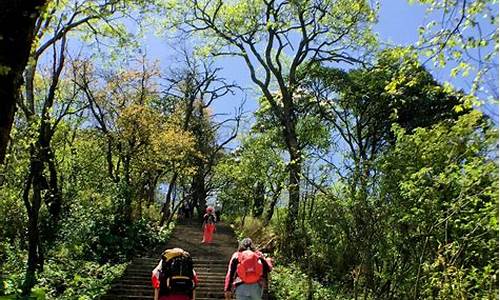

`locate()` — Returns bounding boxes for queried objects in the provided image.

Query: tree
[296,49,472,294]
[169,0,376,253]
[302,49,468,189]
[117,104,198,221]
[0,0,140,164]
[157,53,240,224]
[215,131,287,225]
[76,58,200,226]
[0,0,48,164]
[377,110,498,298]
[15,0,144,290]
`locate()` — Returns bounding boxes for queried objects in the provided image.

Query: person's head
[238,237,255,251]
[206,206,214,213]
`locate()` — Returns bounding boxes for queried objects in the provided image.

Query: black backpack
[205,213,216,224]
[159,248,195,296]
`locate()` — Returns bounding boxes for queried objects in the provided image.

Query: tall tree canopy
[167,0,377,254]
[0,0,497,299]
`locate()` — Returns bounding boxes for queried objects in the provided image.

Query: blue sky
[148,1,497,201]
[139,1,497,124]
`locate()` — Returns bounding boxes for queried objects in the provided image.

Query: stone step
[113,282,225,287]
[125,266,228,271]
[100,221,238,300]
[126,266,228,273]
[135,260,228,264]
[101,296,227,300]
[133,258,228,263]
[127,264,228,271]
[127,264,228,269]
[116,277,224,284]
[120,274,227,281]
[111,286,225,291]
[118,274,226,281]
[110,287,225,293]
[123,273,227,279]
[126,266,227,270]
[110,288,225,294]
[120,271,226,276]
[110,284,225,290]
[102,288,226,298]
[128,260,228,265]
[110,281,224,288]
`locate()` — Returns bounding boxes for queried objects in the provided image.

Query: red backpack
[236,250,263,284]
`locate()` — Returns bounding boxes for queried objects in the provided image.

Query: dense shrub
[37,259,126,300]
[234,216,276,247]
[269,265,342,300]
[0,242,25,296]
[0,182,171,299]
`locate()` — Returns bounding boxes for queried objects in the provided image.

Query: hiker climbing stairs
[101,220,238,300]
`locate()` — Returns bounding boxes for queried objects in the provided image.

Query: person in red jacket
[201,206,217,244]
[224,238,273,300]
[152,248,198,300]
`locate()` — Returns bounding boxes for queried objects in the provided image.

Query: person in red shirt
[201,206,217,244]
[224,238,273,300]
[152,248,198,300]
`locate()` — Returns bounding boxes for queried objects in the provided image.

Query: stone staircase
[100,220,239,300]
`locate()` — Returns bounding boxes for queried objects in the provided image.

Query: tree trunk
[253,181,265,218]
[191,169,207,220]
[164,199,185,228]
[122,155,133,225]
[23,208,40,296]
[194,188,206,219]
[159,87,197,223]
[284,134,301,251]
[263,193,279,226]
[150,174,160,204]
[271,92,302,256]
[45,147,61,216]
[0,0,47,164]
[160,173,178,226]
[22,148,45,296]
[0,79,17,165]
[106,138,117,182]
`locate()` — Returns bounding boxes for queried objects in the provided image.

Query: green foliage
[303,48,468,150]
[116,103,199,177]
[1,113,174,299]
[1,1,497,299]
[296,192,352,284]
[37,260,126,300]
[233,216,277,248]
[0,187,26,248]
[167,0,377,58]
[215,131,287,220]
[270,265,341,300]
[58,188,170,262]
[255,95,332,152]
[377,110,498,298]
[411,0,498,99]
[263,110,498,299]
[0,242,26,296]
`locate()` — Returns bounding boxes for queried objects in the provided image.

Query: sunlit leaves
[379,110,498,298]
[115,103,199,176]
[117,105,159,146]
[215,131,287,216]
[166,0,377,62]
[411,0,498,99]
